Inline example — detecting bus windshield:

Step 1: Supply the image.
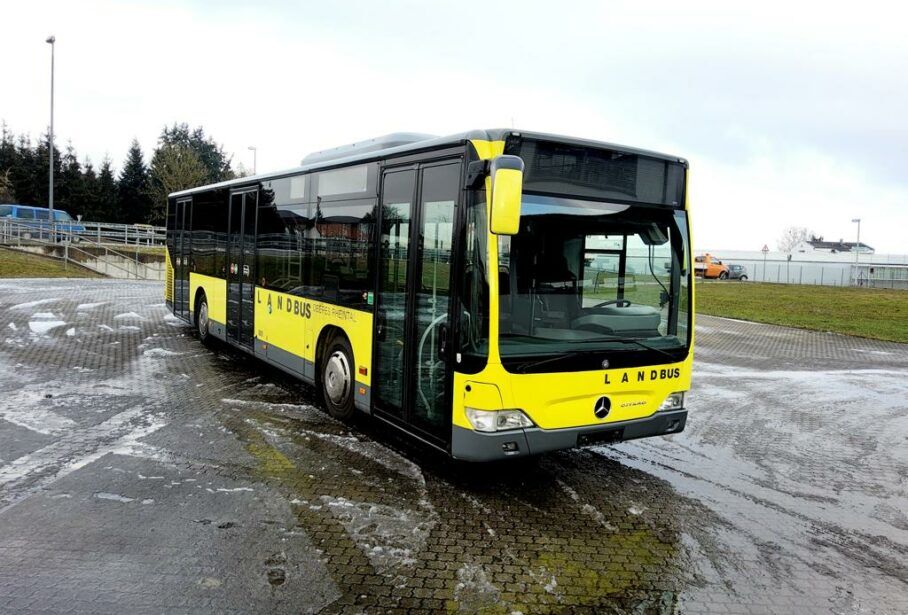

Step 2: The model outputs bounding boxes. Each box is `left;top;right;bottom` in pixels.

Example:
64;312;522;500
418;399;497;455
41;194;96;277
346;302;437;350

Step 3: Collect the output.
497;194;691;361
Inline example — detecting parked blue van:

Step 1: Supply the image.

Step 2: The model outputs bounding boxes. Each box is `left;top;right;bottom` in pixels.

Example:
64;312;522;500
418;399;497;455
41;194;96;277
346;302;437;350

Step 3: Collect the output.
0;203;85;239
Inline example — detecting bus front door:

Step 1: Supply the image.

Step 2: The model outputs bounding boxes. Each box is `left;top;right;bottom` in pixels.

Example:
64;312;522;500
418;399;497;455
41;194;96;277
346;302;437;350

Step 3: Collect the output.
226;189;257;348
374;161;460;444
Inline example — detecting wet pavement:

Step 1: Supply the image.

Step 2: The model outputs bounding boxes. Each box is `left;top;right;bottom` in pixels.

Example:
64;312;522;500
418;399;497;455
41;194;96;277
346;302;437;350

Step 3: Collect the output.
0;279;906;614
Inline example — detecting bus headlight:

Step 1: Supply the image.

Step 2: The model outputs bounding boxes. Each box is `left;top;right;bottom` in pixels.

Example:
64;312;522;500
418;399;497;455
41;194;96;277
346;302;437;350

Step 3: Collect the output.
658;392;685;411
465;408;534;432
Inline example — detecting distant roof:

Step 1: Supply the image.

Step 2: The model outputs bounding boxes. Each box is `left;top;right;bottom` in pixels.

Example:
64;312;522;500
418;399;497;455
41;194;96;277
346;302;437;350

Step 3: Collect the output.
170;129;686;198
807;239;874;251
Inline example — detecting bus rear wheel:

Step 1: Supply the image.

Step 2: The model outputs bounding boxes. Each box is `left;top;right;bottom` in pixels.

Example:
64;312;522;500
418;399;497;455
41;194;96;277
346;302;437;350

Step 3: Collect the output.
321;335;356;421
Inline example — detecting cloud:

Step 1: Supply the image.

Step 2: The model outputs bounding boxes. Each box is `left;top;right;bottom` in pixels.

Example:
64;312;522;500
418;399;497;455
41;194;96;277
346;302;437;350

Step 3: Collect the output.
2;0;906;252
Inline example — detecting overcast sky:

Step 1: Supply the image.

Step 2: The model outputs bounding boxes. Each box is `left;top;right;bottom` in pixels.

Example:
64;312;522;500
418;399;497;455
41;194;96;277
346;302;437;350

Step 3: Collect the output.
2;0;906;253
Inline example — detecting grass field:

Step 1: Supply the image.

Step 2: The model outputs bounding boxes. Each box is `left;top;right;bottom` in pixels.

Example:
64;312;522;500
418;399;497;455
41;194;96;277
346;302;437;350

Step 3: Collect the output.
0;247;102;279
696;281;908;343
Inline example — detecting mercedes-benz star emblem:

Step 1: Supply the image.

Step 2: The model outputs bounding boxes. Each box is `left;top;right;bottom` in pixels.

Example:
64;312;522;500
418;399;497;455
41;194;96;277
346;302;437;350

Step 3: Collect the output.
594;396;611;419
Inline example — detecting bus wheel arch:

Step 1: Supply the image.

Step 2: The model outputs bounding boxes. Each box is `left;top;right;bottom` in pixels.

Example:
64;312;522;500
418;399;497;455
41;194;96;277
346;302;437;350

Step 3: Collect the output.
316;326;356;420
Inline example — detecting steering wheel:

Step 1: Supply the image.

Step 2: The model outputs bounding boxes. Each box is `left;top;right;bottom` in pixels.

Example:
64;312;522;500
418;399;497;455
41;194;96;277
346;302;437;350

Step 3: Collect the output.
592;298;632;308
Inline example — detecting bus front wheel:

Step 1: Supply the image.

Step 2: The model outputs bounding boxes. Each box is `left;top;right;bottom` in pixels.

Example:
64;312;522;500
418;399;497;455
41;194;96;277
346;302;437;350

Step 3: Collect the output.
195;293;211;345
321;335;356;420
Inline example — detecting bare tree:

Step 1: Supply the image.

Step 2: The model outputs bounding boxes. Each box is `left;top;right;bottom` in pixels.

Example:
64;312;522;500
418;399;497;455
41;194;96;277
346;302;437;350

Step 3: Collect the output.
147;144;208;223
777;226;814;252
0;169;14;202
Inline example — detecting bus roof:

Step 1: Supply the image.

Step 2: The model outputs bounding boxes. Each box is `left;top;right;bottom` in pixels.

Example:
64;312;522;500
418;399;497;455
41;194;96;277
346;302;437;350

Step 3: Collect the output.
169;129;686;199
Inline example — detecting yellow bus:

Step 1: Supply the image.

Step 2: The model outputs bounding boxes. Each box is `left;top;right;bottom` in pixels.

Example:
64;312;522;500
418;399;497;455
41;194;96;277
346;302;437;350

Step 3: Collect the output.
166;130;693;461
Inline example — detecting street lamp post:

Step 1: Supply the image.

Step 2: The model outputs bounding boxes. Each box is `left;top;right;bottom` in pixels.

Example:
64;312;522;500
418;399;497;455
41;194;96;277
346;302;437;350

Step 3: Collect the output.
248;146;257;175
46;35;55;238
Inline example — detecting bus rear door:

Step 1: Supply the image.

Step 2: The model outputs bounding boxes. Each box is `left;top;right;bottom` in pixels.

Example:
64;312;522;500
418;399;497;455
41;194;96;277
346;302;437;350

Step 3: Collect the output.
226;189;257;348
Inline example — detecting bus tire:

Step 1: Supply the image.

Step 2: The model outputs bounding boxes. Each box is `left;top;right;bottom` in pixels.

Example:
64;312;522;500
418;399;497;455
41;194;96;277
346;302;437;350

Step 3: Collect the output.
195;292;212;345
321;334;356;421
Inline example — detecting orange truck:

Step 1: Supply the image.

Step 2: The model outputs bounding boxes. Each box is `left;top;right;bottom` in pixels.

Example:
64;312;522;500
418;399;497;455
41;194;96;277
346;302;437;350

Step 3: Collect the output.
694;254;730;279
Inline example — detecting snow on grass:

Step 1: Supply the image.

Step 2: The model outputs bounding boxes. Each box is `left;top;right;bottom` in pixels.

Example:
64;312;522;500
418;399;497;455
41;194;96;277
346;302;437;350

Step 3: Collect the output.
118;325;141;331
76;302;106;310
7;323;16;331
65;328;75;337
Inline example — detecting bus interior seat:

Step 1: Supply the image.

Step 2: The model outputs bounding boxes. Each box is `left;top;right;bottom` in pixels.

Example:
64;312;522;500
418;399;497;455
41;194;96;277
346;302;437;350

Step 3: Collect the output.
572;304;660;337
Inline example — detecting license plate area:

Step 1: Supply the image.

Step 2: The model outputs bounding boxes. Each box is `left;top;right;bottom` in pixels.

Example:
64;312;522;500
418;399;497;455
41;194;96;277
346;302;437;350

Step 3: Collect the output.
577;428;624;447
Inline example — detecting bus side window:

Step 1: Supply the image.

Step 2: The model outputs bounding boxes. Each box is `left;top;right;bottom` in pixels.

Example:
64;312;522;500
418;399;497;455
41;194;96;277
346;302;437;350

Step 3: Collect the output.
309;198;375;307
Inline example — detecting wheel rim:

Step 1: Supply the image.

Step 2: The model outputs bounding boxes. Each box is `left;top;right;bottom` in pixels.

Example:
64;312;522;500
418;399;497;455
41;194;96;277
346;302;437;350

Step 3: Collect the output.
324;350;351;405
198;302;209;336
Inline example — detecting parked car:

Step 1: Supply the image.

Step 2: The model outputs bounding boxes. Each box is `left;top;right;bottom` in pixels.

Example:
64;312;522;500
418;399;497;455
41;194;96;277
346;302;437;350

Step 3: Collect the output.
727;264;749;280
0;203;85;240
693;253;730;279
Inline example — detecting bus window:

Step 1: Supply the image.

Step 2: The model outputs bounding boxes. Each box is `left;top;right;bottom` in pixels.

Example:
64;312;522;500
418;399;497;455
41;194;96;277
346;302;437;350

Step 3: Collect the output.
35;209;50;220
0;205;12;217
17;208;35;219
54;210;73;221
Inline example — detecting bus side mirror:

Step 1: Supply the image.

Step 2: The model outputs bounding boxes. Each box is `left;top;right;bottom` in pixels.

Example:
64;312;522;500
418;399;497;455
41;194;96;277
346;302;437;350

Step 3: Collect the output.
489;155;524;235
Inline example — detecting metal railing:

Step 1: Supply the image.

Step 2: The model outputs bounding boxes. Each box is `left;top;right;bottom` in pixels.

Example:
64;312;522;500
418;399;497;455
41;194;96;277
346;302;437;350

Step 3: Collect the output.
0;218;164;246
0;218;164;280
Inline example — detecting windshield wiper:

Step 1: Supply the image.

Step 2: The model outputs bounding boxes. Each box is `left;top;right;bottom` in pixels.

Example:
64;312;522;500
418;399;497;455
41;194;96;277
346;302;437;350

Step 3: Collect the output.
515;351;578;374
575;335;680;360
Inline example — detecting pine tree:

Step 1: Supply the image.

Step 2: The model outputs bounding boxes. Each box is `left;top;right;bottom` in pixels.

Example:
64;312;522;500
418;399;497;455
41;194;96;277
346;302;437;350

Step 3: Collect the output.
118;138;151;224
78;159;100;221
57;143;84;218
96;158;119;222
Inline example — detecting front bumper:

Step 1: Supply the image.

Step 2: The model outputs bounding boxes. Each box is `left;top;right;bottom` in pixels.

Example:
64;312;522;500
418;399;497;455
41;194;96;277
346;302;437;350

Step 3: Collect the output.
451;409;687;462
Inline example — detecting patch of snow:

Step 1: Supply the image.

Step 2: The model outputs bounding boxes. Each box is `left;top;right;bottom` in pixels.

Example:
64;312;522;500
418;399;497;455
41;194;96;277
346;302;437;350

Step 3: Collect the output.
0;401;77;435
97;324;114;332
143;348;183;357
8;298;57;310
322;495;437;573
65;328;75;337
76;302;106;310
118;325;141;331
28;320;67;335
94;492;134;503
114;312;145;320
7;323;16;331
215;487;254;493
556;479;616;531
453;563;501;611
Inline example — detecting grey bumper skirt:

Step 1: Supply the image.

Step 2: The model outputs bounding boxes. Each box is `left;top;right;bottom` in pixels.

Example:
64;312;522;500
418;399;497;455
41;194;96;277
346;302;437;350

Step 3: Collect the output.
451;409;687;462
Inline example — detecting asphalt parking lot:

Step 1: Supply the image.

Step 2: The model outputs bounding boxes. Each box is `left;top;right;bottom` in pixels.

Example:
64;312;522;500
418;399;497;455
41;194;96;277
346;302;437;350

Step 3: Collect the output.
1;279;906;614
